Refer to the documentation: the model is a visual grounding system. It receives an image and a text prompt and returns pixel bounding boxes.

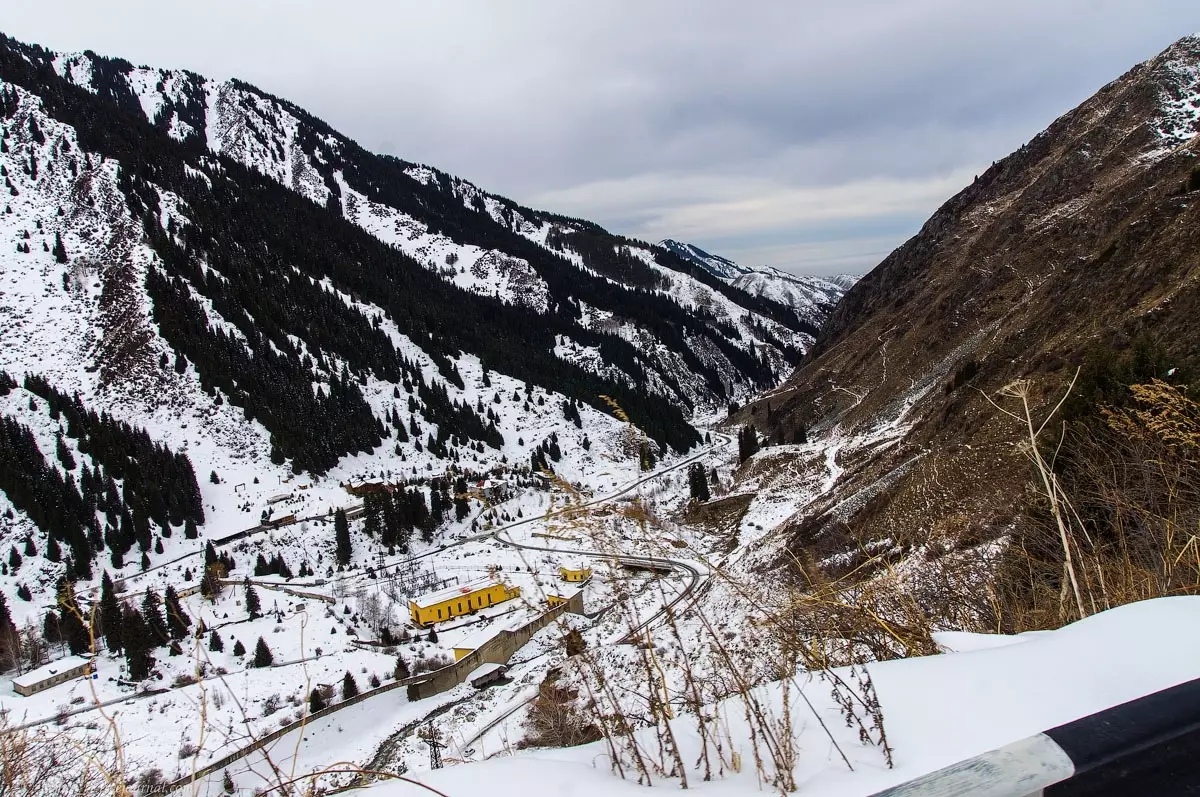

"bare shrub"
[521,674,601,749]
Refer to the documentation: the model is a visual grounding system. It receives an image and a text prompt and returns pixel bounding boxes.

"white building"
[12,656,93,697]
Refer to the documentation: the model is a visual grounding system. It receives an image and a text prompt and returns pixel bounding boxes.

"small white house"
[12,656,93,697]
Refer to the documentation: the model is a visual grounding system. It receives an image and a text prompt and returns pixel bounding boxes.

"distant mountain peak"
[657,238,857,326]
[658,238,751,280]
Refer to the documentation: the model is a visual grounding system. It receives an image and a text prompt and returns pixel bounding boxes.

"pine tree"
[123,605,154,681]
[163,585,191,640]
[55,433,76,470]
[244,580,261,619]
[99,571,124,653]
[55,578,90,656]
[142,589,169,648]
[209,630,224,652]
[253,636,273,667]
[427,627,438,643]
[453,476,469,522]
[0,592,17,671]
[52,231,67,264]
[688,463,710,502]
[7,547,19,572]
[309,687,326,713]
[394,654,410,680]
[342,671,359,699]
[737,425,760,464]
[362,493,383,538]
[334,508,351,566]
[232,639,246,657]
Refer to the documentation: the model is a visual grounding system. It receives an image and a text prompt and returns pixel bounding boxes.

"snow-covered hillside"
[0,28,837,624]
[39,48,814,403]
[659,238,857,330]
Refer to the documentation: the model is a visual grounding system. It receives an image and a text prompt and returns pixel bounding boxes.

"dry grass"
[992,378,1200,631]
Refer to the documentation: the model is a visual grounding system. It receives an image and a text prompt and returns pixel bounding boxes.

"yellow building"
[409,578,521,627]
[560,564,592,583]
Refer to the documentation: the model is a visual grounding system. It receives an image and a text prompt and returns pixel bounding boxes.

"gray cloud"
[5,1,1200,274]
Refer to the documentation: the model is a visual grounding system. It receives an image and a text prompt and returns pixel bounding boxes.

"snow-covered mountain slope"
[40,47,814,397]
[0,28,827,630]
[731,268,852,322]
[659,237,857,330]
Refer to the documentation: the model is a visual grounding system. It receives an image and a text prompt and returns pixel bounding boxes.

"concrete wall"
[407,591,584,701]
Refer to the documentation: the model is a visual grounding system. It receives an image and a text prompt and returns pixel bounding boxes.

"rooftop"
[12,655,92,690]
[411,576,502,609]
[452,615,526,651]
[466,662,507,682]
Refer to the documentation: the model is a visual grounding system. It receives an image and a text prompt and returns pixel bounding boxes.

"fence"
[869,676,1200,796]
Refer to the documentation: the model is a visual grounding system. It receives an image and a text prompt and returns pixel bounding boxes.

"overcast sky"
[5,2,1200,275]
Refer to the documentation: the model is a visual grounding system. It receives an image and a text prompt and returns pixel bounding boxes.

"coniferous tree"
[43,610,62,650]
[341,671,359,699]
[253,636,273,667]
[209,629,224,652]
[427,627,438,643]
[99,571,124,653]
[0,592,17,671]
[52,231,67,264]
[163,585,191,640]
[334,508,351,566]
[394,654,410,680]
[55,433,76,470]
[142,589,168,647]
[309,687,326,713]
[687,462,710,502]
[55,577,90,656]
[244,580,261,619]
[123,605,154,680]
[232,638,246,657]
[737,425,760,464]
[362,493,383,538]
[453,476,470,521]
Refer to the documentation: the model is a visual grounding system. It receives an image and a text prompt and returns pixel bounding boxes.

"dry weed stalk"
[983,371,1088,621]
[990,376,1200,631]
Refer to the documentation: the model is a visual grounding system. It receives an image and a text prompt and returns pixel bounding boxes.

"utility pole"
[419,722,443,770]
